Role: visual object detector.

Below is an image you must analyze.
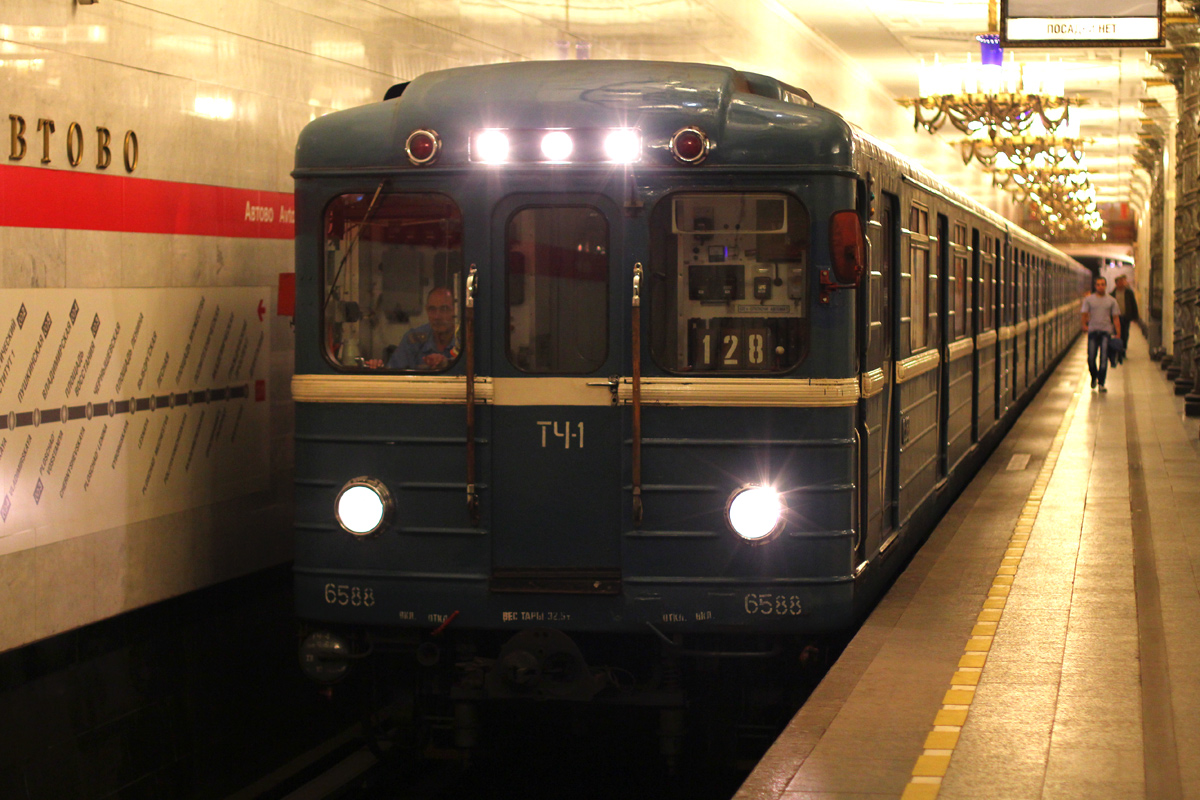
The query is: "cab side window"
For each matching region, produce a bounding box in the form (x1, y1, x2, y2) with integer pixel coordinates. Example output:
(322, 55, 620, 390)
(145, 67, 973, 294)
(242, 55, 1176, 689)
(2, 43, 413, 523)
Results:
(322, 192, 463, 372)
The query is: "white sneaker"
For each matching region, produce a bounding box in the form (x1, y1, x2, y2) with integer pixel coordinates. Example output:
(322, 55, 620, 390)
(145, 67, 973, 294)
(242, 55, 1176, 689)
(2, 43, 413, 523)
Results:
(1099, 385, 1108, 393)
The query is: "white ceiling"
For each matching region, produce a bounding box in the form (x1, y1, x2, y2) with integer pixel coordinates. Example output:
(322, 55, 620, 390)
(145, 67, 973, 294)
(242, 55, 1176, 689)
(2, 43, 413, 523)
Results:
(780, 0, 1184, 207)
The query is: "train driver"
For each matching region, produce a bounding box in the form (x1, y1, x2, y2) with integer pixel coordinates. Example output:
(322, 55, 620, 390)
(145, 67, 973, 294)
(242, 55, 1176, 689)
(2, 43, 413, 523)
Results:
(372, 287, 459, 370)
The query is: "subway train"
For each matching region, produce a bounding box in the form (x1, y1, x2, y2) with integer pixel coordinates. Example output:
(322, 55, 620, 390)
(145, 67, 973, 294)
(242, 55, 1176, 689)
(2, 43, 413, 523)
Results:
(289, 60, 1091, 713)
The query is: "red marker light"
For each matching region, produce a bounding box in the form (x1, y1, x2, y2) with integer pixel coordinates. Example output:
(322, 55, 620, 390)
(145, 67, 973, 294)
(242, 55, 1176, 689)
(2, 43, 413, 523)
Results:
(829, 210, 864, 285)
(405, 129, 441, 165)
(670, 127, 709, 164)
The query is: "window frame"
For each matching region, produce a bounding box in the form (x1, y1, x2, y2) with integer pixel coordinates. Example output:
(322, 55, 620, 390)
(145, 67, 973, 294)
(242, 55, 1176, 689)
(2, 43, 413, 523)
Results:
(648, 190, 813, 376)
(317, 190, 464, 374)
(951, 221, 969, 341)
(908, 201, 931, 352)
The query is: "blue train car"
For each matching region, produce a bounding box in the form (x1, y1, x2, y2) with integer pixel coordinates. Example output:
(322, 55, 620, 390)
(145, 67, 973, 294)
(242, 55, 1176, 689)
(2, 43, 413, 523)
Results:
(290, 61, 1088, 704)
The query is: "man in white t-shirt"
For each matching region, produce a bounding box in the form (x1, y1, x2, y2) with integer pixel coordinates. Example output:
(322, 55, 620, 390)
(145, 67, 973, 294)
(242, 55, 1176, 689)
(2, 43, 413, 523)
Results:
(1081, 277, 1121, 392)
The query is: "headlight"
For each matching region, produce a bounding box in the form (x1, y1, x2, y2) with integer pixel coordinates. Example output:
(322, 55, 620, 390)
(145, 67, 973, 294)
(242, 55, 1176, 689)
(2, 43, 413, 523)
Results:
(540, 130, 573, 162)
(725, 485, 785, 543)
(299, 631, 351, 684)
(603, 128, 641, 163)
(474, 129, 510, 163)
(334, 476, 394, 536)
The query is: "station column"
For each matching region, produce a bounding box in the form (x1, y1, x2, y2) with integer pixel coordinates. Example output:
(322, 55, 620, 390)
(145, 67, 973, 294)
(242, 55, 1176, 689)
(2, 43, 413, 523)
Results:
(1159, 22, 1199, 401)
(1136, 126, 1166, 358)
(1169, 19, 1200, 413)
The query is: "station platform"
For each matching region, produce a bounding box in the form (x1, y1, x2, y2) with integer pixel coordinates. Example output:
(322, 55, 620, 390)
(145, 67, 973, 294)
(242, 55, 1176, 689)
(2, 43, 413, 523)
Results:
(736, 330, 1200, 800)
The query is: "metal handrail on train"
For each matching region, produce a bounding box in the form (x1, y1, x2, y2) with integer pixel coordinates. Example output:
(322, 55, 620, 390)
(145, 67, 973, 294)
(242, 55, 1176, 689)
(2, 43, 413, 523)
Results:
(631, 263, 644, 526)
(465, 266, 479, 526)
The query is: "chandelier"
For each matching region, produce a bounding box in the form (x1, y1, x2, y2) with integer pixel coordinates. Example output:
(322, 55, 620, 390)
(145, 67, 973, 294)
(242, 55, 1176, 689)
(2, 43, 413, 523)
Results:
(1027, 201, 1105, 239)
(1028, 206, 1106, 240)
(900, 37, 1075, 141)
(991, 166, 1089, 200)
(958, 115, 1088, 170)
(994, 168, 1105, 239)
(902, 35, 1100, 239)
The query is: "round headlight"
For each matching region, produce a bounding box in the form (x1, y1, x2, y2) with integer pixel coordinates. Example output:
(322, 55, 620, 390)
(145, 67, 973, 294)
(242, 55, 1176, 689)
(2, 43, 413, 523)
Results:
(540, 130, 573, 162)
(726, 485, 785, 543)
(299, 631, 351, 684)
(334, 476, 394, 536)
(474, 129, 510, 163)
(603, 128, 641, 163)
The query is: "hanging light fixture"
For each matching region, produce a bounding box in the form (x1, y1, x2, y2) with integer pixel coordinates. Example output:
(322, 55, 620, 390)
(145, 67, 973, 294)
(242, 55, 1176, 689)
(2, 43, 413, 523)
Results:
(958, 113, 1088, 170)
(900, 35, 1077, 141)
(992, 166, 1092, 203)
(993, 167, 1105, 240)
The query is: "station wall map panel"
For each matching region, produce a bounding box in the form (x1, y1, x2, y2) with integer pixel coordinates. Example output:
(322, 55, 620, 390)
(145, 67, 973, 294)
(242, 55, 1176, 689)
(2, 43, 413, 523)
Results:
(0, 288, 271, 555)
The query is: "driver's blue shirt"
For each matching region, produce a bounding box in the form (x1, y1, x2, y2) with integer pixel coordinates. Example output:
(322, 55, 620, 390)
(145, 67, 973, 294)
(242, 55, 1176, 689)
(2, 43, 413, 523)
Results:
(386, 323, 459, 369)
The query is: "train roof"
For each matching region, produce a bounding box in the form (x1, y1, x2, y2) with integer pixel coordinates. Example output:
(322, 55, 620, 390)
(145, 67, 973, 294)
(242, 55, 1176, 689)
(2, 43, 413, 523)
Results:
(294, 59, 1087, 272)
(295, 60, 853, 171)
(848, 123, 1083, 264)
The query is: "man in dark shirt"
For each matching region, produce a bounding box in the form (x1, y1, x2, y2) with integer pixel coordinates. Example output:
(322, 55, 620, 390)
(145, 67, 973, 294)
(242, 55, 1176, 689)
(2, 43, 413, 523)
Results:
(1111, 275, 1139, 357)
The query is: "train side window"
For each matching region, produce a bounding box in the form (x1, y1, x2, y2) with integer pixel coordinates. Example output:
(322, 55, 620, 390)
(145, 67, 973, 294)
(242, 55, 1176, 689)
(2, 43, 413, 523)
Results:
(1001, 245, 1011, 326)
(1033, 258, 1039, 316)
(1018, 252, 1027, 322)
(1017, 253, 1027, 321)
(321, 192, 463, 371)
(880, 195, 895, 361)
(952, 222, 968, 340)
(649, 192, 810, 373)
(867, 192, 896, 366)
(984, 236, 993, 331)
(908, 202, 930, 351)
(1009, 250, 1017, 325)
(1013, 251, 1021, 323)
(506, 206, 609, 373)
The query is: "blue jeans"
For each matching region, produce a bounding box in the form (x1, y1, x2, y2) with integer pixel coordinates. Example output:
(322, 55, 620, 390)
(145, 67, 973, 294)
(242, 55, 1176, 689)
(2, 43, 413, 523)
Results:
(1087, 331, 1110, 385)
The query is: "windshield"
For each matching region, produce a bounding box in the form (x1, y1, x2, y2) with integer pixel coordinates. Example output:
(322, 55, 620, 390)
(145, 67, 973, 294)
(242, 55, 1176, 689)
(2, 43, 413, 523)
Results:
(321, 192, 463, 371)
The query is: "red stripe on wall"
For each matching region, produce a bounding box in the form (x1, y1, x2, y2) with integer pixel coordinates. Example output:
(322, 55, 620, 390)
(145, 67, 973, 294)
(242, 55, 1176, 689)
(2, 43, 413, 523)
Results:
(0, 163, 294, 239)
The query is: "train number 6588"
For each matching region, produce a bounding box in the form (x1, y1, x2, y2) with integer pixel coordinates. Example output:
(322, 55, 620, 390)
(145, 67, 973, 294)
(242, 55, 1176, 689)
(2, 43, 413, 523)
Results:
(324, 583, 376, 607)
(743, 593, 802, 615)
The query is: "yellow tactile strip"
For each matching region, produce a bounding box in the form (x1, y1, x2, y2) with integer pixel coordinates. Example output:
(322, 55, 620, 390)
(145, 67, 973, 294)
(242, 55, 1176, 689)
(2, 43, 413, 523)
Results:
(900, 377, 1085, 800)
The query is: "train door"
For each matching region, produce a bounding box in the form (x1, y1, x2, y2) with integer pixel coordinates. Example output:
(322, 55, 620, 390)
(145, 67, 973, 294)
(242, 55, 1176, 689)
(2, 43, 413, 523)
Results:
(861, 187, 897, 556)
(895, 194, 939, 526)
(1042, 264, 1050, 370)
(1023, 256, 1031, 387)
(970, 227, 981, 443)
(1013, 250, 1023, 396)
(1029, 259, 1036, 378)
(944, 219, 972, 472)
(975, 230, 998, 435)
(487, 194, 625, 584)
(1034, 260, 1041, 375)
(998, 238, 1012, 416)
(936, 212, 950, 479)
(1017, 252, 1028, 393)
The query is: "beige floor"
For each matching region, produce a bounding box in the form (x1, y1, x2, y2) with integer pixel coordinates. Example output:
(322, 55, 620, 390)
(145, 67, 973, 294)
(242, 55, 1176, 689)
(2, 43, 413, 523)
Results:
(737, 330, 1200, 800)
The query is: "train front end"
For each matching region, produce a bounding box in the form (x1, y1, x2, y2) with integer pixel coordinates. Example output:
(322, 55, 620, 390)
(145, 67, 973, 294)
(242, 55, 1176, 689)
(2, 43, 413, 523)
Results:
(291, 61, 866, 701)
